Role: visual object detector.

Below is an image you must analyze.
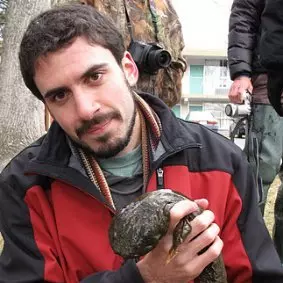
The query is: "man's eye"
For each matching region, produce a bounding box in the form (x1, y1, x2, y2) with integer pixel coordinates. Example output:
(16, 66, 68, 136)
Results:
(87, 72, 102, 82)
(52, 92, 67, 102)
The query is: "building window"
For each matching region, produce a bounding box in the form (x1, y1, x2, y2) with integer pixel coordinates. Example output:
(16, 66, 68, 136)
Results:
(219, 60, 229, 88)
(189, 105, 203, 112)
(203, 59, 232, 95)
(172, 104, 181, 118)
(189, 65, 204, 95)
(184, 105, 203, 120)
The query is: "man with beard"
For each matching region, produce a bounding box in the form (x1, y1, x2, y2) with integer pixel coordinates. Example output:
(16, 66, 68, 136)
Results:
(0, 4, 283, 283)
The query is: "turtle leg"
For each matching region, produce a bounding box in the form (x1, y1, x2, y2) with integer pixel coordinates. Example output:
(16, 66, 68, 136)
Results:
(166, 216, 192, 263)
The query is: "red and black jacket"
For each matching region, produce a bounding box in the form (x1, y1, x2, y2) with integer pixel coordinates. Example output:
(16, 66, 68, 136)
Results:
(0, 93, 283, 282)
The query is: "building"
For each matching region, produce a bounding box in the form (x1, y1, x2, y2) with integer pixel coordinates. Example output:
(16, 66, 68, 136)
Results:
(172, 0, 233, 132)
(172, 49, 232, 131)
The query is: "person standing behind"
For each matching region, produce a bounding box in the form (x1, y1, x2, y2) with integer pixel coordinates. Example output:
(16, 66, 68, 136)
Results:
(228, 0, 283, 263)
(259, 0, 283, 264)
(79, 0, 187, 108)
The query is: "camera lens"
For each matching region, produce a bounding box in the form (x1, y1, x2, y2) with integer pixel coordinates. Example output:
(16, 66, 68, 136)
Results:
(225, 104, 233, 117)
(155, 50, 172, 68)
(128, 41, 173, 74)
(148, 49, 172, 72)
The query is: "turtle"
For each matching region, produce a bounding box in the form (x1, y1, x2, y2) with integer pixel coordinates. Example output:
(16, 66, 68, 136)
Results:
(109, 189, 227, 283)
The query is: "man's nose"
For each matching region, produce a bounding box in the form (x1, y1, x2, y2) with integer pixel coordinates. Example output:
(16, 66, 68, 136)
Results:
(74, 91, 100, 121)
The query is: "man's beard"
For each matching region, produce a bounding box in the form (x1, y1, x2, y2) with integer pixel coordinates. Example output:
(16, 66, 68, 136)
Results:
(71, 87, 137, 159)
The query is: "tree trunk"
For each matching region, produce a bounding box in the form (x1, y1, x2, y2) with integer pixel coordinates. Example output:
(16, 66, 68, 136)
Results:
(52, 0, 78, 6)
(0, 0, 51, 171)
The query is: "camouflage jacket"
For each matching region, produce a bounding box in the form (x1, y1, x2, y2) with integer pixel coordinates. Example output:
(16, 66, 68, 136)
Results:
(79, 0, 186, 107)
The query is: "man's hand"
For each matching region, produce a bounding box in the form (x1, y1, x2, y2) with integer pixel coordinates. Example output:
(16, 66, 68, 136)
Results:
(228, 76, 253, 103)
(136, 199, 223, 283)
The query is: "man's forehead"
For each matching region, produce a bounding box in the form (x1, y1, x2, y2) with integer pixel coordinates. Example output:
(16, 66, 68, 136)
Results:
(33, 37, 125, 96)
(34, 37, 117, 73)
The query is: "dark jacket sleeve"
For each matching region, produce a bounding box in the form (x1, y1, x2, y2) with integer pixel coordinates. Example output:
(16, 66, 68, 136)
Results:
(0, 178, 46, 283)
(228, 0, 264, 80)
(232, 151, 283, 282)
(259, 0, 283, 116)
(0, 176, 144, 283)
(260, 0, 283, 69)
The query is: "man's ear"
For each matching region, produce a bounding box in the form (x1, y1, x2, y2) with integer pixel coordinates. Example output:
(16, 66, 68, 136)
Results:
(121, 51, 139, 86)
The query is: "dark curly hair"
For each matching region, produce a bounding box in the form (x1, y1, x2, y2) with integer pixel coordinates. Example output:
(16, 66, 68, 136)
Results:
(19, 4, 126, 100)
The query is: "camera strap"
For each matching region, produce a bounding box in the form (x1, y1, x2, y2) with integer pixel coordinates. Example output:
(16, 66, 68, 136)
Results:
(245, 110, 263, 204)
(122, 0, 134, 40)
(229, 116, 247, 142)
(148, 0, 159, 42)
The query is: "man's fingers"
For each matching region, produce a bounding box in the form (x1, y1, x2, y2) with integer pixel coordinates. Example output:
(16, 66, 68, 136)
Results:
(194, 198, 208, 210)
(228, 87, 243, 103)
(189, 223, 220, 255)
(169, 200, 199, 231)
(228, 77, 253, 103)
(172, 235, 223, 279)
(247, 85, 253, 93)
(154, 199, 199, 254)
(183, 210, 215, 242)
(175, 222, 221, 265)
(190, 236, 223, 271)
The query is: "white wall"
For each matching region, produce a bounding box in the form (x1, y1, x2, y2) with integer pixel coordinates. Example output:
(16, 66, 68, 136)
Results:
(172, 0, 233, 54)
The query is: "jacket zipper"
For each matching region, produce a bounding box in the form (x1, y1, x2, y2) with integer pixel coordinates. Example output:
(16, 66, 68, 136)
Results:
(148, 143, 202, 189)
(156, 167, 164, 189)
(27, 143, 202, 213)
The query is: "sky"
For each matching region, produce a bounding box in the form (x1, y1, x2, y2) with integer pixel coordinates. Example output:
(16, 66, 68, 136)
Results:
(172, 0, 233, 53)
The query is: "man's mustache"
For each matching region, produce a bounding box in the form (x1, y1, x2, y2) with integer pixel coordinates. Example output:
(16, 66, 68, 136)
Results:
(76, 111, 121, 138)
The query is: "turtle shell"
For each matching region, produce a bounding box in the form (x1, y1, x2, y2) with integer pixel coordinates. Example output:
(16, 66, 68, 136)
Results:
(108, 189, 189, 259)
(108, 189, 228, 282)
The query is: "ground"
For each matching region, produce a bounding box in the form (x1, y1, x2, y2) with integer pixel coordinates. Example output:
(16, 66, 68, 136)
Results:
(0, 177, 279, 253)
(264, 176, 280, 235)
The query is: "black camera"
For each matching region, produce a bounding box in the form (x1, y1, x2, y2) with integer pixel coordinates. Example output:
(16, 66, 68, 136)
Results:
(128, 41, 172, 75)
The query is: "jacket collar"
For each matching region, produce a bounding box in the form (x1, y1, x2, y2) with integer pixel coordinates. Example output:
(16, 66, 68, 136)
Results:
(27, 92, 201, 170)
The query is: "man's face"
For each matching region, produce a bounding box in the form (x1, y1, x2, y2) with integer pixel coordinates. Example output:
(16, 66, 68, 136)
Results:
(34, 37, 139, 158)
